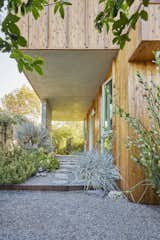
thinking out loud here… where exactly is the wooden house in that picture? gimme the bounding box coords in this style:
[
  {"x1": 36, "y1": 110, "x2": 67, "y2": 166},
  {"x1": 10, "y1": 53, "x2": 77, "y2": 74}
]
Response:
[{"x1": 19, "y1": 0, "x2": 160, "y2": 203}]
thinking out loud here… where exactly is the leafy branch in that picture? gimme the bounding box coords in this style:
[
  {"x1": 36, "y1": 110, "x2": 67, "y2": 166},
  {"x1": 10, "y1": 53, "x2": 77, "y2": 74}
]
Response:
[
  {"x1": 0, "y1": 0, "x2": 71, "y2": 75},
  {"x1": 95, "y1": 0, "x2": 149, "y2": 49}
]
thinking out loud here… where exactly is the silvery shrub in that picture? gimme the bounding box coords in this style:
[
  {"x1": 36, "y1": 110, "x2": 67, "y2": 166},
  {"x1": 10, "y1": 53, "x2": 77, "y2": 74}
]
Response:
[
  {"x1": 15, "y1": 121, "x2": 53, "y2": 152},
  {"x1": 75, "y1": 150, "x2": 120, "y2": 193}
]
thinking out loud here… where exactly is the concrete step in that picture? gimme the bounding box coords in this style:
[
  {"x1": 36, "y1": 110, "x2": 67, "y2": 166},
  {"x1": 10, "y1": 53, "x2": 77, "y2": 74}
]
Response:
[
  {"x1": 55, "y1": 169, "x2": 73, "y2": 174},
  {"x1": 60, "y1": 163, "x2": 77, "y2": 167},
  {"x1": 60, "y1": 161, "x2": 77, "y2": 164}
]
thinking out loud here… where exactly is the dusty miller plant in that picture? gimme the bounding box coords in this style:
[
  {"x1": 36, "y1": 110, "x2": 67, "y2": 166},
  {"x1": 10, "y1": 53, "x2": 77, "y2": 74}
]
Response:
[
  {"x1": 76, "y1": 151, "x2": 120, "y2": 194},
  {"x1": 118, "y1": 70, "x2": 160, "y2": 196},
  {"x1": 15, "y1": 121, "x2": 53, "y2": 152}
]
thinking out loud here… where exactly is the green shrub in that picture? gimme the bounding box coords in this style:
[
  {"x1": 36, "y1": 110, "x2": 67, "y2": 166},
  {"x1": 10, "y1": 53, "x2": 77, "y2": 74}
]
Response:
[
  {"x1": 33, "y1": 148, "x2": 59, "y2": 172},
  {"x1": 52, "y1": 121, "x2": 84, "y2": 154},
  {"x1": 0, "y1": 147, "x2": 59, "y2": 184},
  {"x1": 0, "y1": 110, "x2": 26, "y2": 125}
]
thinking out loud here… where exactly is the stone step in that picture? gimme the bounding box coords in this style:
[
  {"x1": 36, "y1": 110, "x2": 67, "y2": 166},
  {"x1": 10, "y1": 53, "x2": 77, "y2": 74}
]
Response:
[
  {"x1": 60, "y1": 161, "x2": 77, "y2": 164},
  {"x1": 60, "y1": 160, "x2": 79, "y2": 163},
  {"x1": 53, "y1": 173, "x2": 69, "y2": 178},
  {"x1": 60, "y1": 164, "x2": 77, "y2": 167},
  {"x1": 55, "y1": 169, "x2": 73, "y2": 174}
]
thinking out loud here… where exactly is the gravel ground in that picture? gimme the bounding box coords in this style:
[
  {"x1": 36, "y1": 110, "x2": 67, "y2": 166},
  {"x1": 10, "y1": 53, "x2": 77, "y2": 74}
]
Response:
[{"x1": 0, "y1": 191, "x2": 160, "y2": 240}]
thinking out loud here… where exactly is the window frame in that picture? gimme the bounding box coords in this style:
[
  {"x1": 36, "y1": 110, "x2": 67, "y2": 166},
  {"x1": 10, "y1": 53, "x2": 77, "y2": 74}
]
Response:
[{"x1": 101, "y1": 77, "x2": 112, "y2": 153}]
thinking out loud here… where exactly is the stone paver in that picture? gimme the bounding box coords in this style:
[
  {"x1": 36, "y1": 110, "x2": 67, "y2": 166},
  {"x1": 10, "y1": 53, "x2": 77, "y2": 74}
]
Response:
[
  {"x1": 23, "y1": 155, "x2": 84, "y2": 186},
  {"x1": 0, "y1": 190, "x2": 160, "y2": 240}
]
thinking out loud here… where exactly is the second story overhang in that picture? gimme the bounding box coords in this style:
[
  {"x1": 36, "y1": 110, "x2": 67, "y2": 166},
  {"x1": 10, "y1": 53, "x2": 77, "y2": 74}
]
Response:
[{"x1": 19, "y1": 0, "x2": 117, "y2": 50}]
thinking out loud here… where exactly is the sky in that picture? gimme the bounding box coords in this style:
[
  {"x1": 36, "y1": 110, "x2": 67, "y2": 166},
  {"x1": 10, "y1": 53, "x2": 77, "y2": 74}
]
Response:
[
  {"x1": 0, "y1": 53, "x2": 31, "y2": 99},
  {"x1": 0, "y1": 7, "x2": 31, "y2": 98}
]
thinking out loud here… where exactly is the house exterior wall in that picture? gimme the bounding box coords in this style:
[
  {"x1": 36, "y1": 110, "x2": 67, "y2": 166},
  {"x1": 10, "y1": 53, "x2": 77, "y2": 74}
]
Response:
[
  {"x1": 18, "y1": 0, "x2": 160, "y2": 203},
  {"x1": 19, "y1": 0, "x2": 117, "y2": 50},
  {"x1": 85, "y1": 2, "x2": 160, "y2": 204}
]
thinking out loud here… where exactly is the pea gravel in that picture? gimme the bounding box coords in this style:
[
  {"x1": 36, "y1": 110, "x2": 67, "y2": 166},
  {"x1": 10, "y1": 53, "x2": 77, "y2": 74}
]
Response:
[{"x1": 0, "y1": 190, "x2": 160, "y2": 240}]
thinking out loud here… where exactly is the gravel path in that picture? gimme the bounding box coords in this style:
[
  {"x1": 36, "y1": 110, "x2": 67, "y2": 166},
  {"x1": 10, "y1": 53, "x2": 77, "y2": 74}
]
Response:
[{"x1": 0, "y1": 191, "x2": 160, "y2": 240}]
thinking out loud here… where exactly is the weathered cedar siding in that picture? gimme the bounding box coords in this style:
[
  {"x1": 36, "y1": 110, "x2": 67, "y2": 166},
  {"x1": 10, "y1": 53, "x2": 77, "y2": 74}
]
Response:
[
  {"x1": 19, "y1": 0, "x2": 117, "y2": 49},
  {"x1": 129, "y1": 2, "x2": 160, "y2": 61},
  {"x1": 86, "y1": 2, "x2": 160, "y2": 204},
  {"x1": 113, "y1": 57, "x2": 160, "y2": 204}
]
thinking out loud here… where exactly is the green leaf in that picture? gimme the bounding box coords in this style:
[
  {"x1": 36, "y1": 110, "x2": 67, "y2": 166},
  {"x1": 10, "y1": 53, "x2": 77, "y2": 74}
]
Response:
[
  {"x1": 54, "y1": 4, "x2": 59, "y2": 14},
  {"x1": 24, "y1": 54, "x2": 33, "y2": 63},
  {"x1": 59, "y1": 6, "x2": 64, "y2": 19},
  {"x1": 10, "y1": 50, "x2": 23, "y2": 59},
  {"x1": 130, "y1": 12, "x2": 139, "y2": 29},
  {"x1": 17, "y1": 36, "x2": 27, "y2": 47},
  {"x1": 63, "y1": 1, "x2": 72, "y2": 6},
  {"x1": 143, "y1": 0, "x2": 150, "y2": 6},
  {"x1": 105, "y1": 21, "x2": 110, "y2": 33},
  {"x1": 24, "y1": 63, "x2": 33, "y2": 71},
  {"x1": 126, "y1": 0, "x2": 134, "y2": 7},
  {"x1": 21, "y1": 3, "x2": 26, "y2": 16},
  {"x1": 113, "y1": 37, "x2": 118, "y2": 44},
  {"x1": 8, "y1": 14, "x2": 20, "y2": 23},
  {"x1": 140, "y1": 10, "x2": 148, "y2": 21},
  {"x1": 34, "y1": 58, "x2": 44, "y2": 65},
  {"x1": 32, "y1": 8, "x2": 40, "y2": 20},
  {"x1": 0, "y1": 1, "x2": 4, "y2": 8},
  {"x1": 18, "y1": 61, "x2": 24, "y2": 72},
  {"x1": 9, "y1": 23, "x2": 20, "y2": 36},
  {"x1": 34, "y1": 65, "x2": 43, "y2": 75},
  {"x1": 10, "y1": 52, "x2": 19, "y2": 59}
]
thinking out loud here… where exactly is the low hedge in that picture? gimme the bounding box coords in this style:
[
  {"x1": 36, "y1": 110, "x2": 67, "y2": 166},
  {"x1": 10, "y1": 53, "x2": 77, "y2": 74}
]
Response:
[{"x1": 0, "y1": 147, "x2": 59, "y2": 184}]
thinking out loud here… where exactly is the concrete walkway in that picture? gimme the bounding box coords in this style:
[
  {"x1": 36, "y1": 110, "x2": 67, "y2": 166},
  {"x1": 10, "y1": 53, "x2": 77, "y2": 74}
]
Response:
[
  {"x1": 23, "y1": 155, "x2": 84, "y2": 186},
  {"x1": 0, "y1": 191, "x2": 160, "y2": 240}
]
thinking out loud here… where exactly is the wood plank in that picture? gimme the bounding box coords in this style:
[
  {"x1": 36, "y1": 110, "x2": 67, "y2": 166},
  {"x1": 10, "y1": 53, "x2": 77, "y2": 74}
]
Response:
[
  {"x1": 0, "y1": 185, "x2": 94, "y2": 191},
  {"x1": 28, "y1": 8, "x2": 48, "y2": 49},
  {"x1": 18, "y1": 0, "x2": 119, "y2": 49},
  {"x1": 18, "y1": 15, "x2": 29, "y2": 46},
  {"x1": 68, "y1": 0, "x2": 85, "y2": 48},
  {"x1": 48, "y1": 4, "x2": 67, "y2": 48}
]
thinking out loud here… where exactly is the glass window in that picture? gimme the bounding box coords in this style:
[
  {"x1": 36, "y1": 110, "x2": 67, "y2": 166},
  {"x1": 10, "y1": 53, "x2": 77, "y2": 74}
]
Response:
[
  {"x1": 104, "y1": 80, "x2": 112, "y2": 131},
  {"x1": 102, "y1": 79, "x2": 112, "y2": 152}
]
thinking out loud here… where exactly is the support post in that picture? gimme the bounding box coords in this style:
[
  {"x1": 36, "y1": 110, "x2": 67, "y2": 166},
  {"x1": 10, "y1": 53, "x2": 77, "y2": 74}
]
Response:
[{"x1": 41, "y1": 99, "x2": 52, "y2": 132}]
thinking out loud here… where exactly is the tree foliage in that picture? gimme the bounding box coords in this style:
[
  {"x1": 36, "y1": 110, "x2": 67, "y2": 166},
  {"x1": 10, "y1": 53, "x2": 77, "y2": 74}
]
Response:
[
  {"x1": 0, "y1": 0, "x2": 151, "y2": 74},
  {"x1": 1, "y1": 85, "x2": 40, "y2": 121},
  {"x1": 0, "y1": 0, "x2": 71, "y2": 74},
  {"x1": 95, "y1": 0, "x2": 150, "y2": 48},
  {"x1": 52, "y1": 121, "x2": 84, "y2": 154}
]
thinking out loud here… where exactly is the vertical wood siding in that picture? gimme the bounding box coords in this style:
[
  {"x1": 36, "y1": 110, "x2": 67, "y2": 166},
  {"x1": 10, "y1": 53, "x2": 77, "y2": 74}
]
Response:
[
  {"x1": 19, "y1": 0, "x2": 117, "y2": 49},
  {"x1": 85, "y1": 2, "x2": 160, "y2": 204}
]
